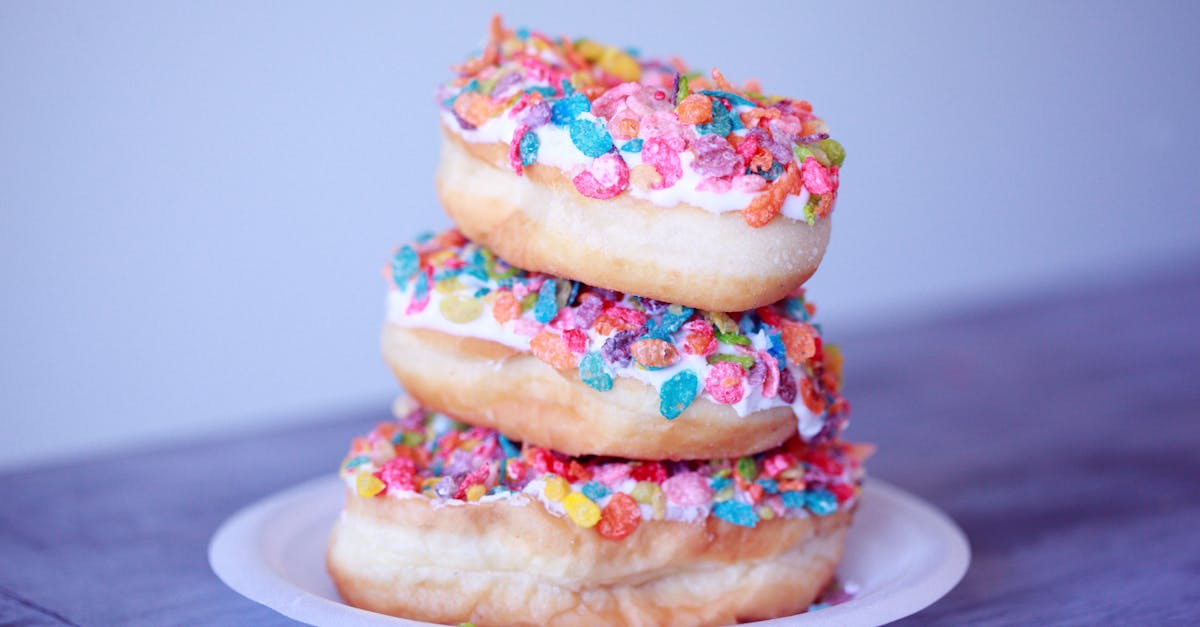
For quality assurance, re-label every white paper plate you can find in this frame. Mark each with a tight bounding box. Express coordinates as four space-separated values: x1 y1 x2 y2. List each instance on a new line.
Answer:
210 475 969 626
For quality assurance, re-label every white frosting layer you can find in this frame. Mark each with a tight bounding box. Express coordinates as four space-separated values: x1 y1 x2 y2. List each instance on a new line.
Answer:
441 110 812 218
386 287 825 438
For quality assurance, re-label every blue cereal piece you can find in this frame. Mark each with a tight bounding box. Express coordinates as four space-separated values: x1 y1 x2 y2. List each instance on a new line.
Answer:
551 93 589 126
579 351 614 392
519 130 540 166
739 313 760 336
533 280 558 323
767 332 786 363
713 500 758 528
762 161 785 181
659 305 694 335
696 89 758 108
757 478 780 494
569 118 614 157
781 490 806 509
806 489 838 516
581 481 610 502
620 138 643 153
785 297 810 321
659 370 699 419
697 100 733 136
497 433 520 459
391 246 419 285
343 455 370 470
709 476 732 491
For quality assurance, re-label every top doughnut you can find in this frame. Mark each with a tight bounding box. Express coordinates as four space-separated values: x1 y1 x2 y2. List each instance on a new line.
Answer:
435 16 845 313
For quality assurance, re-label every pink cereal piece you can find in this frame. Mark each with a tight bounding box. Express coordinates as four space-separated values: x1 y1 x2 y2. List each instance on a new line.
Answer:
732 174 768 193
759 351 780 398
511 283 531 299
573 152 630 199
801 157 834 195
663 472 714 506
696 177 732 193
548 306 578 330
508 124 529 175
763 452 796 478
593 463 632 487
511 318 544 337
627 85 673 116
638 111 689 149
562 328 589 354
590 82 640 118
642 136 683 189
705 360 746 404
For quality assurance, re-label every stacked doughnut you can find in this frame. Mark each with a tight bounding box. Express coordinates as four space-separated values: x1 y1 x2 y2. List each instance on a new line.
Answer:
327 16 865 627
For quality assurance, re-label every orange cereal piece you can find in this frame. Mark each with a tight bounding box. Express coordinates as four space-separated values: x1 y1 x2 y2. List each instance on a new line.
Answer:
781 322 818 365
630 339 680 368
799 376 827 414
742 79 763 93
816 193 836 218
743 161 800 227
749 148 774 173
629 164 662 191
675 94 713 124
531 331 580 370
492 291 521 324
616 117 640 138
560 36 587 70
711 68 736 93
740 107 781 129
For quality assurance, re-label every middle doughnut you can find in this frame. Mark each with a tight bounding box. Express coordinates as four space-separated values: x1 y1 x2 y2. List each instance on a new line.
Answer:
383 230 849 460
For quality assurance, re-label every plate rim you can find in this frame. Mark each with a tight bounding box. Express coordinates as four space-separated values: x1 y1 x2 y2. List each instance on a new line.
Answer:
209 475 970 627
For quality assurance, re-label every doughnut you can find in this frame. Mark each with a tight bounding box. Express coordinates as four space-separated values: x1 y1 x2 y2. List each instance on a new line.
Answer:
382 231 850 460
326 401 868 627
434 17 845 313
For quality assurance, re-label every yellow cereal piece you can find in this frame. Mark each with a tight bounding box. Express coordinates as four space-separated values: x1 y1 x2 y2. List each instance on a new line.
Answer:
427 249 456 266
562 492 601 528
758 505 776 520
714 486 734 502
599 48 641 82
824 343 845 385
421 477 441 491
356 473 386 498
466 484 486 502
629 480 660 504
439 293 484 323
543 475 570 501
574 39 606 61
434 276 463 294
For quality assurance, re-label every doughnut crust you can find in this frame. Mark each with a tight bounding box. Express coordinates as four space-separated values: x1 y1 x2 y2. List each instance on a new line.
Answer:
435 128 832 313
327 487 853 627
382 324 798 460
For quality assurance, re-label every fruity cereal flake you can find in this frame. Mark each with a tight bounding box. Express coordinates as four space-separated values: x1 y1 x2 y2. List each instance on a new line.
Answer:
438 16 845 227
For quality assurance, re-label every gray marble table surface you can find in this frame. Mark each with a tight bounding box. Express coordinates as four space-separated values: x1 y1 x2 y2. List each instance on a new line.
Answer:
2 262 1198 626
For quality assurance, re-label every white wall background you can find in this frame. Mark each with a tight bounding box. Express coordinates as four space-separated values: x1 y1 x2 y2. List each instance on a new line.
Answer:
2 1 1198 470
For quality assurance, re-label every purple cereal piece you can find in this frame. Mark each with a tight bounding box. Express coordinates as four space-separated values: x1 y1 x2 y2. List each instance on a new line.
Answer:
639 297 668 316
575 293 603 327
601 329 640 368
491 71 523 98
778 367 798 404
520 100 551 128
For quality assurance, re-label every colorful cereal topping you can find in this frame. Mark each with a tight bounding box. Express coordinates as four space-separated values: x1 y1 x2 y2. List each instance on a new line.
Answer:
340 402 868 539
438 16 844 226
386 231 850 441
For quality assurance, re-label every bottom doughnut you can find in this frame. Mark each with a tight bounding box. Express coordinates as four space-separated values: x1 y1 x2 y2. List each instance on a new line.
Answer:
328 488 851 627
326 401 867 626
